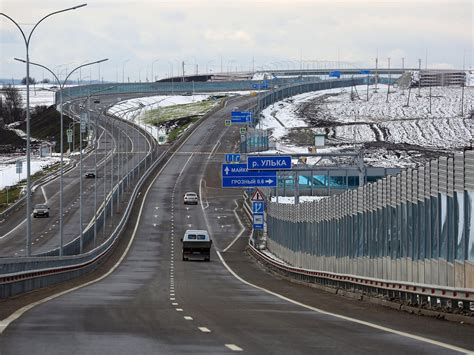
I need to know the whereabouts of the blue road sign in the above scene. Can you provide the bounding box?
[231,111,252,124]
[222,163,277,188]
[252,201,265,214]
[359,70,371,74]
[222,176,277,188]
[253,214,264,230]
[221,164,276,178]
[225,153,241,163]
[247,156,292,170]
[329,70,341,78]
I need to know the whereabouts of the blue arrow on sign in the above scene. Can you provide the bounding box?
[222,163,277,188]
[359,70,371,74]
[222,176,277,188]
[252,201,265,214]
[247,156,292,170]
[222,163,276,177]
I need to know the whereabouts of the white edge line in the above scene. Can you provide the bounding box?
[0,108,209,335]
[222,200,245,252]
[199,178,209,210]
[41,186,48,203]
[215,250,472,354]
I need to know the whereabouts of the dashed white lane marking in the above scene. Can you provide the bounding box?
[172,303,178,306]
[170,293,175,296]
[225,344,243,352]
[170,298,175,301]
[176,308,183,312]
[184,316,193,320]
[198,327,211,333]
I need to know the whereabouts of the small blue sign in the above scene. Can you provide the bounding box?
[225,153,241,163]
[222,164,276,178]
[251,80,269,90]
[359,70,371,75]
[329,70,341,78]
[253,214,264,230]
[231,111,252,124]
[247,156,292,170]
[252,201,265,214]
[222,177,277,188]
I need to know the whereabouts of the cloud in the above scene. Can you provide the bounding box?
[203,30,253,44]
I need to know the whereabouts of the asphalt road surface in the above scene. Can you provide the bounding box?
[0,94,156,256]
[1,94,473,354]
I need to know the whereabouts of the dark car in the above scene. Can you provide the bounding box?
[33,204,49,218]
[85,171,96,178]
[93,99,100,103]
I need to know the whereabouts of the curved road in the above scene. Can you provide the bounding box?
[0,94,155,256]
[1,95,473,354]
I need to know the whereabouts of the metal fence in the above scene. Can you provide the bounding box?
[267,151,474,290]
[56,77,325,102]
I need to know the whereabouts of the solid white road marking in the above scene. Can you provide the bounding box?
[225,344,243,352]
[215,250,472,354]
[198,327,211,333]
[222,200,246,253]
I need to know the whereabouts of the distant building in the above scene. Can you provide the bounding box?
[419,70,466,87]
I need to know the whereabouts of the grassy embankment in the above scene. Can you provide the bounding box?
[142,99,221,142]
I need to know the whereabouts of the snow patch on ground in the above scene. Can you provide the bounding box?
[108,95,212,141]
[0,156,62,190]
[259,84,473,167]
[270,196,328,204]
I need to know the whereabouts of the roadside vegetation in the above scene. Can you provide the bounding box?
[142,98,222,142]
[0,161,60,213]
[143,99,219,125]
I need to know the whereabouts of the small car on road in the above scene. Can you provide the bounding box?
[33,204,49,218]
[183,192,198,205]
[84,171,96,178]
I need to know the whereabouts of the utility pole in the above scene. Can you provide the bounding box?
[417,58,422,97]
[374,54,379,92]
[182,61,185,82]
[461,50,466,117]
[386,57,391,103]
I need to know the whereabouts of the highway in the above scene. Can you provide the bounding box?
[1,94,473,354]
[0,94,155,256]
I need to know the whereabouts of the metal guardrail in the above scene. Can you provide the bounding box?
[0,97,228,298]
[248,244,474,311]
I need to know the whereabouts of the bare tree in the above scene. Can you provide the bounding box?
[0,85,24,124]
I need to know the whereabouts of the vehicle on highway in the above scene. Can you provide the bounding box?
[183,192,198,205]
[33,204,49,218]
[93,99,100,103]
[84,171,96,178]
[181,230,212,261]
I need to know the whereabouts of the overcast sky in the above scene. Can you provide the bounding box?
[0,0,472,82]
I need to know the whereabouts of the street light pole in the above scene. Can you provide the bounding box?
[15,58,109,255]
[152,59,159,82]
[2,3,87,257]
[122,59,130,83]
